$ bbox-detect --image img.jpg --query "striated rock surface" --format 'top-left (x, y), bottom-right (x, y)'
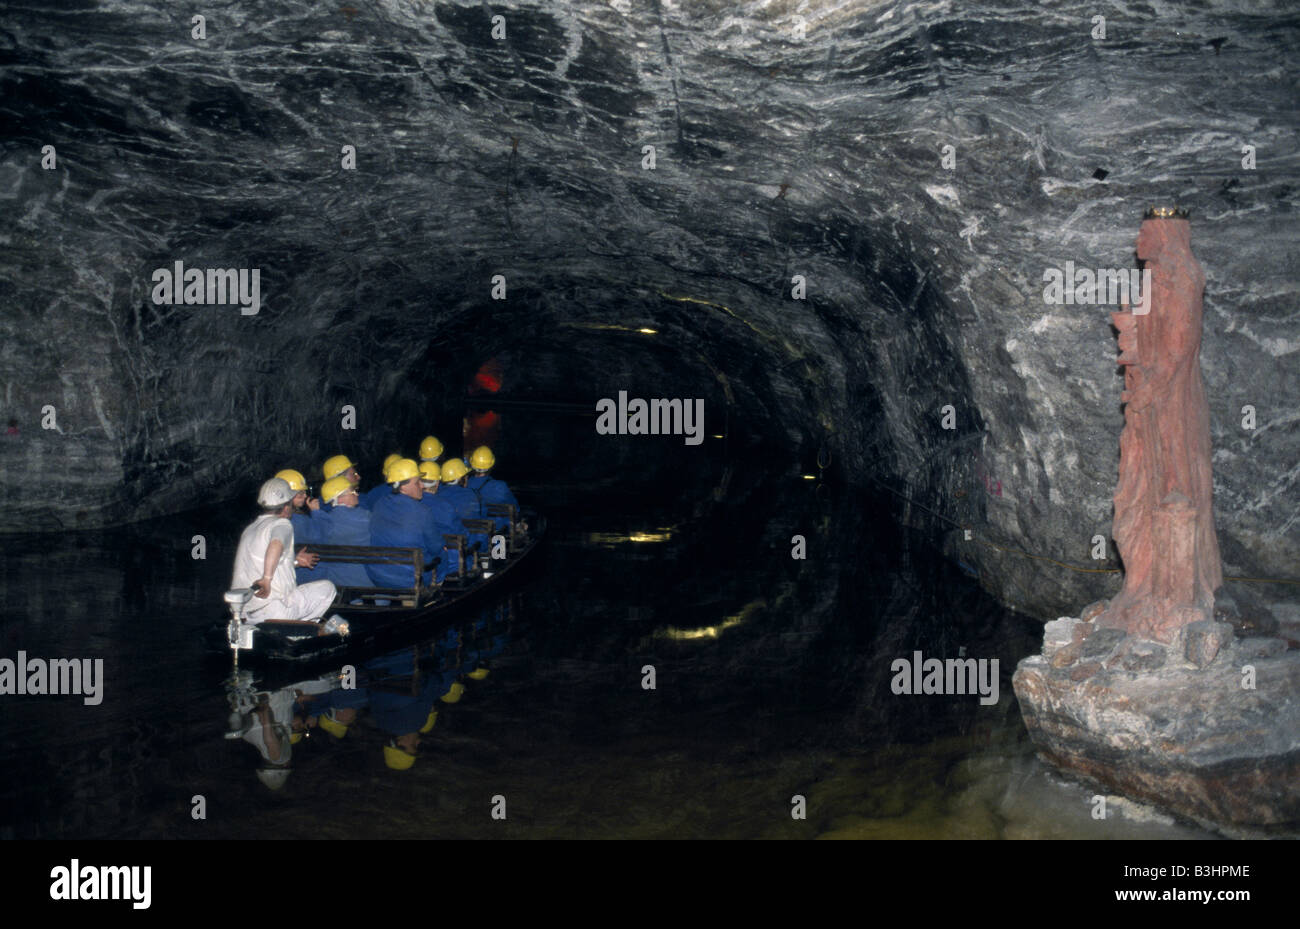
top-left (0, 1), bottom-right (1296, 621)
top-left (1014, 615), bottom-right (1300, 834)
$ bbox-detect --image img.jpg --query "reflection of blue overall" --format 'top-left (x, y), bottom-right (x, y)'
top-left (440, 483), bottom-right (488, 552)
top-left (462, 607), bottom-right (511, 669)
top-left (368, 494), bottom-right (441, 588)
top-left (358, 483), bottom-right (391, 511)
top-left (319, 504), bottom-right (373, 589)
top-left (469, 474), bottom-right (518, 532)
top-left (292, 510), bottom-right (328, 584)
top-left (421, 493), bottom-right (463, 581)
top-left (433, 626), bottom-right (462, 673)
top-left (307, 683), bottom-right (369, 718)
top-left (366, 649), bottom-right (450, 736)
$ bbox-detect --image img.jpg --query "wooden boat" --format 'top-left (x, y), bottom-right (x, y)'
top-left (220, 505), bottom-right (543, 668)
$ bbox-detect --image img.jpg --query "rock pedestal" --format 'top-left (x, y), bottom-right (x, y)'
top-left (1013, 613), bottom-right (1300, 835)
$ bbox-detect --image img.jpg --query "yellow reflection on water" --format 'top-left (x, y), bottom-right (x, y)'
top-left (585, 529), bottom-right (674, 545)
top-left (658, 598), bottom-right (765, 641)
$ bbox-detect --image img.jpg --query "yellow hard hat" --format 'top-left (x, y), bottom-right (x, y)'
top-left (382, 453), bottom-right (401, 473)
top-left (419, 709), bottom-right (438, 734)
top-left (318, 710), bottom-right (349, 739)
top-left (440, 458), bottom-right (469, 484)
top-left (290, 731), bottom-right (304, 745)
top-left (419, 436), bottom-right (444, 460)
top-left (383, 742), bottom-right (417, 770)
top-left (321, 476), bottom-right (353, 505)
top-left (419, 461), bottom-right (441, 483)
top-left (274, 469), bottom-right (307, 492)
top-left (322, 455), bottom-right (355, 481)
top-left (385, 457), bottom-right (420, 486)
top-left (469, 446), bottom-right (495, 471)
top-left (440, 681), bottom-right (465, 704)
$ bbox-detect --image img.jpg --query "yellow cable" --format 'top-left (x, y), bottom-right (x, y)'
top-left (657, 291), bottom-right (772, 342)
top-left (977, 538), bottom-right (1121, 574)
top-left (1224, 574), bottom-right (1300, 586)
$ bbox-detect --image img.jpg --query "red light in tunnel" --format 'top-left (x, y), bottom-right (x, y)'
top-left (471, 358), bottom-right (503, 394)
top-left (464, 410), bottom-right (500, 450)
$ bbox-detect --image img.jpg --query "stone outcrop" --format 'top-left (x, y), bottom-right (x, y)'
top-left (1014, 612), bottom-right (1300, 835)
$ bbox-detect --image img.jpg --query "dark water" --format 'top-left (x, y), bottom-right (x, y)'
top-left (0, 414), bottom-right (1217, 839)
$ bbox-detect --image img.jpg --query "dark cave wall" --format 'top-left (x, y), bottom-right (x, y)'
top-left (1, 0), bottom-right (1296, 623)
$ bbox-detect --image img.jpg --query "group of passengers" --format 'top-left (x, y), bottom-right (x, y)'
top-left (230, 437), bottom-right (519, 628)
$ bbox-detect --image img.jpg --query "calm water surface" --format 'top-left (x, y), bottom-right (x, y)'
top-left (0, 417), bottom-right (1217, 839)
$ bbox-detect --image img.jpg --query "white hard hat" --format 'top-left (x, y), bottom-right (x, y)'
top-left (257, 477), bottom-right (295, 507)
top-left (256, 766), bottom-right (292, 790)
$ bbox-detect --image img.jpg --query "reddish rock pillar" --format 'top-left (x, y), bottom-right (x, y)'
top-left (1096, 210), bottom-right (1222, 643)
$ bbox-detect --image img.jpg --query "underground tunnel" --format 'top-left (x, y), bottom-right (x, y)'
top-left (0, 0), bottom-right (1297, 855)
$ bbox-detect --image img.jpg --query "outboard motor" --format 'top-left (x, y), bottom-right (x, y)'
top-left (224, 588), bottom-right (257, 668)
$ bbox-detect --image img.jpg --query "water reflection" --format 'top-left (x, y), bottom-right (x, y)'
top-left (0, 447), bottom-right (1221, 839)
top-left (224, 600), bottom-right (516, 786)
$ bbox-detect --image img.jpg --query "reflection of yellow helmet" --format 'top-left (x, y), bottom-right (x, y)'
top-left (385, 457), bottom-right (420, 486)
top-left (321, 476), bottom-right (353, 505)
top-left (440, 458), bottom-right (469, 484)
top-left (323, 455), bottom-right (355, 481)
top-left (274, 469), bottom-right (307, 492)
top-left (382, 453), bottom-right (401, 473)
top-left (419, 709), bottom-right (438, 734)
top-left (469, 446), bottom-right (495, 471)
top-left (440, 681), bottom-right (466, 704)
top-left (318, 710), bottom-right (349, 739)
top-left (419, 436), bottom-right (444, 460)
top-left (383, 742), bottom-right (417, 770)
top-left (419, 461), bottom-right (441, 483)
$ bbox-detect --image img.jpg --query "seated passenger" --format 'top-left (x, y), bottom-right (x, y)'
top-left (367, 458), bottom-right (447, 589)
top-left (466, 446), bottom-right (518, 533)
top-left (276, 469), bottom-right (326, 584)
top-left (438, 457), bottom-right (489, 553)
top-left (360, 453), bottom-right (401, 510)
top-left (322, 454), bottom-right (361, 489)
top-left (418, 461), bottom-right (469, 577)
top-left (419, 435), bottom-right (445, 464)
top-left (275, 468), bottom-right (323, 540)
top-left (316, 476), bottom-right (373, 592)
top-left (231, 478), bottom-right (337, 625)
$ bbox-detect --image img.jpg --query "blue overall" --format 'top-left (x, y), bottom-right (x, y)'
top-left (472, 475), bottom-right (518, 532)
top-left (367, 494), bottom-right (441, 589)
top-left (318, 504), bottom-right (373, 590)
top-left (440, 483), bottom-right (488, 552)
top-left (291, 509), bottom-right (329, 584)
top-left (421, 492), bottom-right (464, 580)
top-left (358, 483), bottom-right (392, 511)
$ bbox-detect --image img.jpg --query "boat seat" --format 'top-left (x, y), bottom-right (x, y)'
top-left (462, 518), bottom-right (494, 556)
top-left (485, 504), bottom-right (517, 551)
top-left (442, 533), bottom-right (470, 575)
